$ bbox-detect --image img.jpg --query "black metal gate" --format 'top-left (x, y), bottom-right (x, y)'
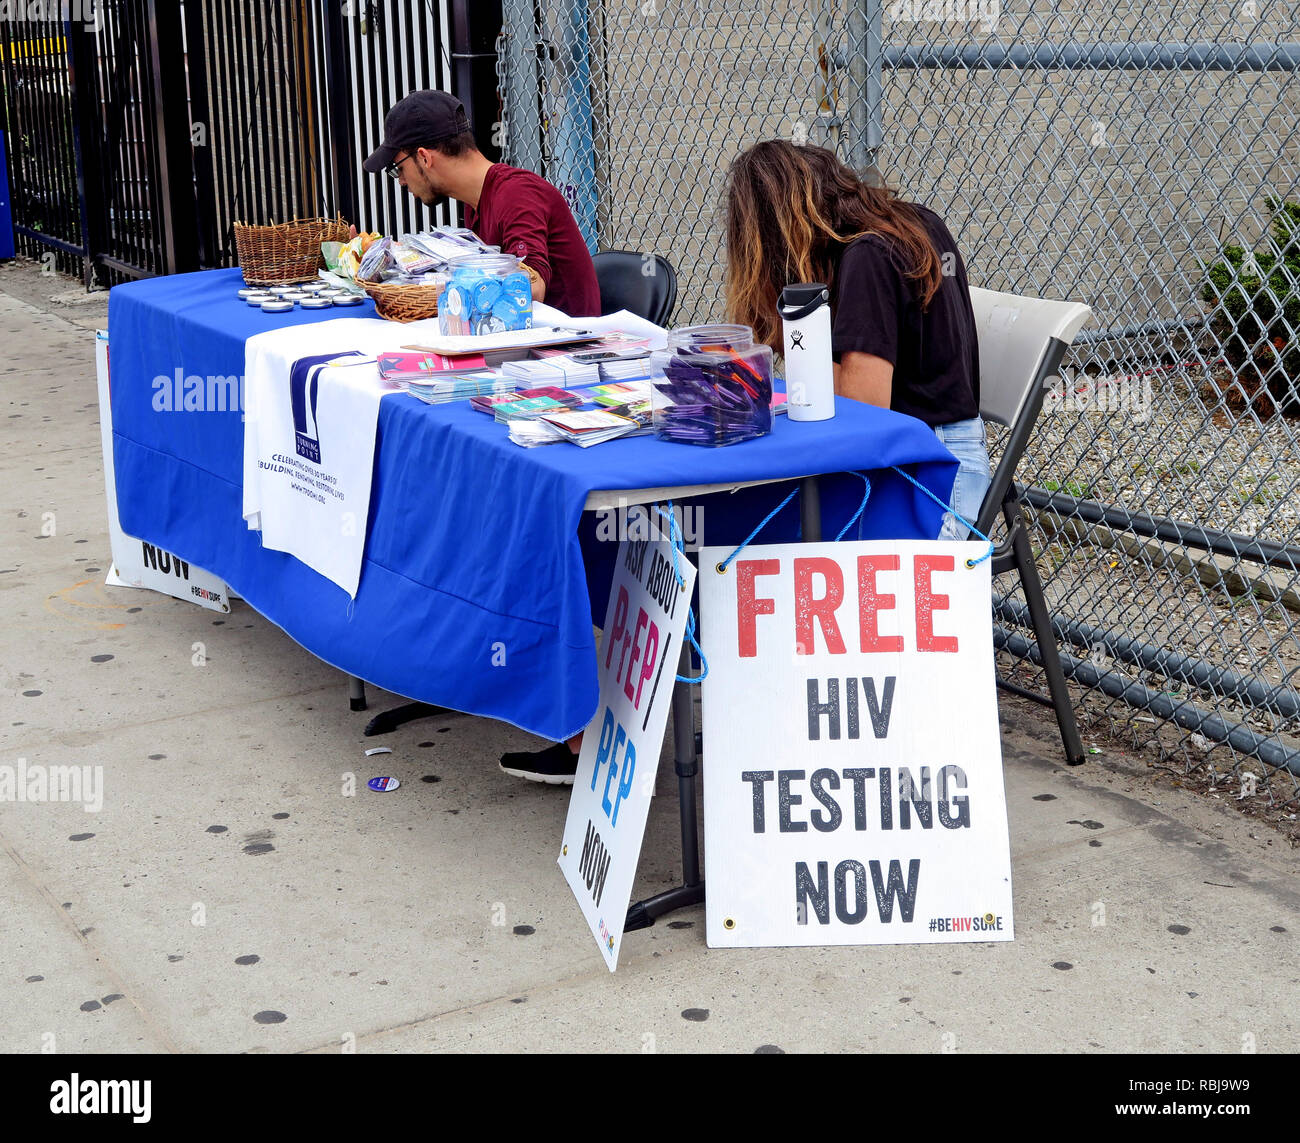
top-left (0, 0), bottom-right (502, 287)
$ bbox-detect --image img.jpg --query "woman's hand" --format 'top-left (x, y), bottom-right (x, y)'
top-left (834, 351), bottom-right (893, 409)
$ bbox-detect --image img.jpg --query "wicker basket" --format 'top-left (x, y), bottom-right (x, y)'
top-left (361, 280), bottom-right (442, 323)
top-left (360, 261), bottom-right (542, 323)
top-left (235, 216), bottom-right (350, 287)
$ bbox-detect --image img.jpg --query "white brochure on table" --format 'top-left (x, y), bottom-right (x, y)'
top-left (559, 515), bottom-right (696, 971)
top-left (700, 539), bottom-right (1013, 949)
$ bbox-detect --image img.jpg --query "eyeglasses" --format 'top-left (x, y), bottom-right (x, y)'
top-left (384, 153), bottom-right (416, 180)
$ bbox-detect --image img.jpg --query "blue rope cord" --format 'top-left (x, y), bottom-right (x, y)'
top-left (716, 484), bottom-right (800, 573)
top-left (668, 470), bottom-right (985, 688)
top-left (889, 465), bottom-right (996, 567)
top-left (655, 502), bottom-right (708, 684)
top-left (835, 471), bottom-right (872, 541)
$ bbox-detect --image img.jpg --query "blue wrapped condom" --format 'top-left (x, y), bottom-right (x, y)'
top-left (439, 253), bottom-right (532, 336)
top-left (504, 272), bottom-right (532, 308)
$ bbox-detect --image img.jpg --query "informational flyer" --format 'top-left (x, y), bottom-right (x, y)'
top-left (700, 540), bottom-right (1013, 948)
top-left (560, 516), bottom-right (696, 970)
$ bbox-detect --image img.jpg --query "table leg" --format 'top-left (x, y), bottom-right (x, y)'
top-left (625, 645), bottom-right (703, 931)
top-left (348, 675), bottom-right (367, 712)
top-left (800, 474), bottom-right (822, 542)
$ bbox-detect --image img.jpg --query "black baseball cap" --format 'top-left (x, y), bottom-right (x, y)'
top-left (362, 90), bottom-right (471, 173)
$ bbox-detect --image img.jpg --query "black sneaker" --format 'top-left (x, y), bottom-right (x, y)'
top-left (499, 742), bottom-right (578, 785)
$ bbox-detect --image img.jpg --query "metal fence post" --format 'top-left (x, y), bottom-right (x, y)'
top-left (321, 0), bottom-right (359, 228)
top-left (182, 0), bottom-right (218, 270)
top-left (499, 0), bottom-right (542, 172)
top-left (145, 0), bottom-right (198, 274)
top-left (848, 0), bottom-right (883, 172)
top-left (450, 0), bottom-right (504, 162)
top-left (544, 0), bottom-right (597, 250)
top-left (64, 13), bottom-right (102, 286)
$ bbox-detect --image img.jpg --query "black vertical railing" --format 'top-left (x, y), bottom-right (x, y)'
top-left (321, 0), bottom-right (358, 228)
top-left (65, 17), bottom-right (100, 286)
top-left (182, 0), bottom-right (217, 269)
top-left (1, 16), bottom-right (86, 274)
top-left (0, 1), bottom-right (502, 283)
top-left (146, 0), bottom-right (198, 274)
top-left (451, 0), bottom-right (504, 163)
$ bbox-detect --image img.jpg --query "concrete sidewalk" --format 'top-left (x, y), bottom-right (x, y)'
top-left (1, 265), bottom-right (1297, 1054)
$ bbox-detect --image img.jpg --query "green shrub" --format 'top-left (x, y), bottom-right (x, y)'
top-left (1201, 197), bottom-right (1300, 416)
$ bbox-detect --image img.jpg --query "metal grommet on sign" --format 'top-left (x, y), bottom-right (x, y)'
top-left (562, 844), bottom-right (568, 856)
top-left (723, 917), bottom-right (736, 930)
top-left (965, 558), bottom-right (977, 569)
top-left (715, 562), bottom-right (727, 576)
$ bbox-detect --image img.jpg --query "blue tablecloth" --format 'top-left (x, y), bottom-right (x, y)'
top-left (108, 268), bottom-right (958, 741)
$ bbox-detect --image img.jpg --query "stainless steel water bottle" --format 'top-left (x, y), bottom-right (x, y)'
top-left (779, 282), bottom-right (835, 421)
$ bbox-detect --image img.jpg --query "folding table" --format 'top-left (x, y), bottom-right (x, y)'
top-left (106, 267), bottom-right (961, 927)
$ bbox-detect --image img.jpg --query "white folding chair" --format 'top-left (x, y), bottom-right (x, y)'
top-left (969, 287), bottom-right (1093, 765)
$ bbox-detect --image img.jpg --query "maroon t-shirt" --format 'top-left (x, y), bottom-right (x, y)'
top-left (464, 164), bottom-right (601, 318)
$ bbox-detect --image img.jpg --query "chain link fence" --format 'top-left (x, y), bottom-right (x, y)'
top-left (498, 0), bottom-right (1300, 826)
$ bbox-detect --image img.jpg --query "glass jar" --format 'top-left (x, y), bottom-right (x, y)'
top-left (651, 324), bottom-right (774, 446)
top-left (438, 253), bottom-right (534, 336)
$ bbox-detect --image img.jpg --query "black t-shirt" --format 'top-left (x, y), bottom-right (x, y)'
top-left (830, 203), bottom-right (980, 428)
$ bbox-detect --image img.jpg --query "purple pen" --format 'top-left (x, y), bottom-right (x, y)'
top-left (652, 324), bottom-right (775, 447)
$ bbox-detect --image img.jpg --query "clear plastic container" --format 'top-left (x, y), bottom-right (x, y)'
top-left (438, 253), bottom-right (533, 336)
top-left (651, 324), bottom-right (774, 446)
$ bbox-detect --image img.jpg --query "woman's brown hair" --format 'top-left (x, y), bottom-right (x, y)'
top-left (724, 140), bottom-right (942, 348)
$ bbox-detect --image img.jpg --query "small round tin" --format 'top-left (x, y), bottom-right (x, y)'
top-left (269, 286), bottom-right (299, 296)
top-left (300, 296), bottom-right (332, 309)
top-left (280, 291), bottom-right (308, 302)
top-left (245, 294), bottom-right (273, 306)
top-left (332, 294), bottom-right (364, 307)
top-left (237, 287), bottom-right (259, 299)
top-left (260, 300), bottom-right (294, 313)
top-left (301, 282), bottom-right (329, 293)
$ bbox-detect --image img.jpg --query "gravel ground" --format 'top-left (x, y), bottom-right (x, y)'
top-left (1027, 358), bottom-right (1300, 544)
top-left (991, 352), bottom-right (1300, 832)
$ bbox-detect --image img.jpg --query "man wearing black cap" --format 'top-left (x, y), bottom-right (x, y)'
top-left (364, 90), bottom-right (601, 318)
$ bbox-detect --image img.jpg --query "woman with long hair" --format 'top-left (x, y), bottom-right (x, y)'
top-left (499, 145), bottom-right (991, 786)
top-left (725, 139), bottom-right (990, 539)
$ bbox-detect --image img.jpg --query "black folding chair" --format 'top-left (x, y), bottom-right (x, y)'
top-left (592, 249), bottom-right (678, 326)
top-left (969, 287), bottom-right (1093, 766)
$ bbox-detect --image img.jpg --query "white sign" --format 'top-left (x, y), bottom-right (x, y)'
top-left (560, 513), bottom-right (697, 970)
top-left (700, 540), bottom-right (1013, 948)
top-left (242, 326), bottom-right (395, 599)
top-left (96, 331), bottom-right (231, 613)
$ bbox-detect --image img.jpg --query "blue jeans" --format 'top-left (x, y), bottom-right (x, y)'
top-left (933, 416), bottom-right (992, 541)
